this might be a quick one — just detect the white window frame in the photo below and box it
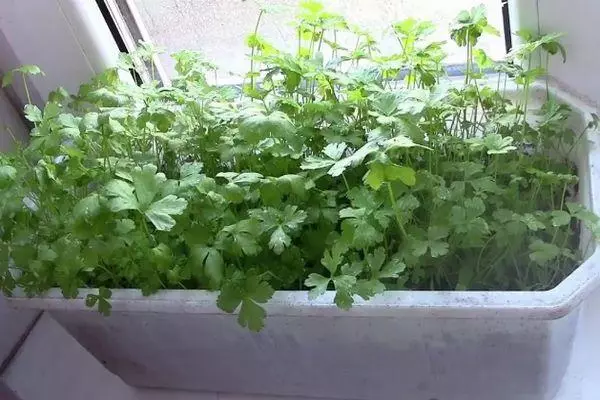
[0,0,121,108]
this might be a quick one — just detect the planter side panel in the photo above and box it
[49,310,579,400]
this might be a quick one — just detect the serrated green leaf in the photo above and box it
[551,210,571,227]
[529,240,561,266]
[366,247,386,272]
[234,172,264,184]
[339,207,366,219]
[281,205,307,229]
[179,162,204,187]
[341,261,364,277]
[115,219,136,235]
[105,180,138,212]
[428,226,449,241]
[73,194,101,221]
[300,156,336,170]
[464,197,486,219]
[1,71,13,87]
[567,202,599,225]
[218,219,262,256]
[305,273,331,299]
[222,183,245,203]
[328,141,379,177]
[333,274,356,310]
[0,166,17,187]
[355,279,385,299]
[397,194,420,211]
[321,245,344,275]
[341,218,383,249]
[191,246,224,286]
[238,298,268,332]
[98,297,112,316]
[429,241,449,257]
[85,294,98,308]
[364,163,385,190]
[521,213,546,231]
[217,283,243,313]
[37,244,57,262]
[276,175,306,196]
[333,274,356,291]
[323,143,347,160]
[24,104,42,123]
[410,239,429,257]
[384,164,416,186]
[15,65,44,76]
[238,275,274,331]
[384,135,418,150]
[365,162,416,188]
[145,195,188,231]
[379,258,406,278]
[131,164,164,209]
[239,111,295,143]
[269,226,291,254]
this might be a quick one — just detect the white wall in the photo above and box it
[0,89,28,150]
[512,0,600,107]
[0,0,121,107]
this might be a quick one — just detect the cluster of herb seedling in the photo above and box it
[1,1,598,331]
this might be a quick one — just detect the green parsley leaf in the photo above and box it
[550,210,571,227]
[529,240,561,266]
[305,273,331,299]
[105,180,138,212]
[191,246,224,286]
[332,275,356,309]
[217,272,274,332]
[145,195,188,231]
[269,226,291,255]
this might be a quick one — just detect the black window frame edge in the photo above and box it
[95,0,170,85]
[502,0,513,52]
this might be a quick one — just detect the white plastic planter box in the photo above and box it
[6,82,600,400]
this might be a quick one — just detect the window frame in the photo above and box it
[98,0,514,85]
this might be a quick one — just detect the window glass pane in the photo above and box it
[133,0,506,82]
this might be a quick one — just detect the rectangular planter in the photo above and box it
[6,82,600,400]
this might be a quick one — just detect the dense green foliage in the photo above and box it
[1,2,598,330]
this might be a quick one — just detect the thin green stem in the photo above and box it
[530,181,541,209]
[476,234,496,277]
[332,30,338,58]
[559,182,568,211]
[473,78,489,123]
[464,34,471,86]
[317,29,324,53]
[387,182,408,238]
[309,25,317,58]
[249,9,265,90]
[21,74,32,105]
[545,55,550,100]
[497,71,502,92]
[140,215,154,245]
[341,173,351,192]
[521,56,533,133]
[6,126,32,169]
